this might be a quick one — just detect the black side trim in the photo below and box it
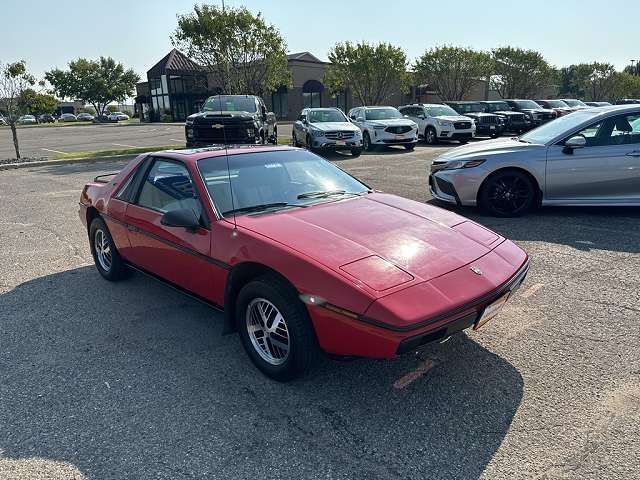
[102,213,231,271]
[357,260,529,333]
[126,262,224,313]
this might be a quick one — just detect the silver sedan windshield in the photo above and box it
[519,111,600,145]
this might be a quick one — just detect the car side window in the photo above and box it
[568,114,640,147]
[136,159,204,221]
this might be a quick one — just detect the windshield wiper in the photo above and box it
[297,190,368,200]
[223,202,299,216]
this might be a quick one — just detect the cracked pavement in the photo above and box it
[0,145,639,479]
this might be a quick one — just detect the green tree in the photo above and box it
[18,88,58,115]
[611,72,640,100]
[571,63,619,101]
[45,57,139,119]
[172,5,291,95]
[0,61,36,159]
[491,47,554,98]
[325,41,409,105]
[413,46,492,101]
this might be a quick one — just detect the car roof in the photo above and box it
[152,145,298,164]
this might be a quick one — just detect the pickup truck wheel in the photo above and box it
[89,217,130,281]
[424,127,438,145]
[236,274,320,381]
[270,128,278,145]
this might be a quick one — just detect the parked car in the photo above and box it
[585,101,612,107]
[398,103,475,145]
[503,100,557,126]
[79,146,529,380]
[108,112,130,121]
[479,101,532,133]
[347,106,418,150]
[77,112,95,121]
[445,101,505,138]
[558,99,588,110]
[0,115,5,126]
[18,115,37,124]
[615,99,640,105]
[534,99,573,117]
[292,108,362,156]
[428,105,640,216]
[59,113,77,122]
[38,113,56,123]
[186,95,277,147]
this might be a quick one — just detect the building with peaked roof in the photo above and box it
[134,49,495,122]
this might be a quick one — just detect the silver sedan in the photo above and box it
[429,105,640,216]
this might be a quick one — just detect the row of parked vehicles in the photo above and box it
[0,111,131,125]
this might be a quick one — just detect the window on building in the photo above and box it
[335,91,347,113]
[272,85,288,119]
[302,80,323,108]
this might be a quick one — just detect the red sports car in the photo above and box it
[79,146,528,381]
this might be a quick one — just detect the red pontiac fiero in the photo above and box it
[79,146,528,381]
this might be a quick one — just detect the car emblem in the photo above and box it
[470,266,483,276]
[337,132,343,139]
[211,124,224,129]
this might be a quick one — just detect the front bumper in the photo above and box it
[312,138,362,150]
[307,248,529,358]
[439,130,474,140]
[475,124,505,136]
[371,129,418,145]
[505,120,532,132]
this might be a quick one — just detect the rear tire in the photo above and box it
[478,170,536,217]
[236,274,321,381]
[89,217,130,281]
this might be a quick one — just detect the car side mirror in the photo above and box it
[563,135,586,154]
[161,208,200,230]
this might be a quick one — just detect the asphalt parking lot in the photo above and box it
[1,144,639,479]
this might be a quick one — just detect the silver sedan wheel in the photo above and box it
[246,298,290,366]
[94,229,112,271]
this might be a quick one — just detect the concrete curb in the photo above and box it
[0,154,138,171]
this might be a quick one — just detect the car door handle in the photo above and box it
[626,150,640,157]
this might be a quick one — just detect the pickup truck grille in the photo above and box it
[541,112,556,120]
[193,124,249,143]
[508,113,526,123]
[325,131,355,140]
[454,121,472,129]
[478,116,499,125]
[385,125,412,134]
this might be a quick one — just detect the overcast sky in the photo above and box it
[2,0,638,82]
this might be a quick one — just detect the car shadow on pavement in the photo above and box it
[0,266,523,479]
[430,200,640,255]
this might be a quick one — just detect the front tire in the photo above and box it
[363,132,373,151]
[424,127,438,145]
[404,144,415,151]
[478,170,536,217]
[236,274,320,381]
[350,147,362,157]
[89,217,130,281]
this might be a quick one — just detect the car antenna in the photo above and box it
[219,92,237,229]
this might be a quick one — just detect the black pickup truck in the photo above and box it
[479,101,532,133]
[185,95,277,147]
[445,101,505,138]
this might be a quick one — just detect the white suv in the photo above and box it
[347,106,418,151]
[398,104,475,145]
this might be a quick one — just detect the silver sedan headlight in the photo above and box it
[441,159,486,170]
[310,128,325,138]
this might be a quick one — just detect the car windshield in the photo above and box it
[202,96,257,113]
[365,108,402,120]
[542,100,569,108]
[425,105,459,117]
[483,102,512,112]
[452,103,482,113]
[519,110,600,145]
[515,100,542,109]
[198,150,369,217]
[562,99,587,107]
[307,109,347,123]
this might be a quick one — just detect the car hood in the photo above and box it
[309,122,360,132]
[463,112,497,118]
[236,193,503,292]
[434,115,472,122]
[367,118,416,127]
[435,137,540,161]
[493,111,523,116]
[188,111,256,121]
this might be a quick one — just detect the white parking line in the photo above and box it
[521,283,544,299]
[41,148,68,155]
[112,143,138,148]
